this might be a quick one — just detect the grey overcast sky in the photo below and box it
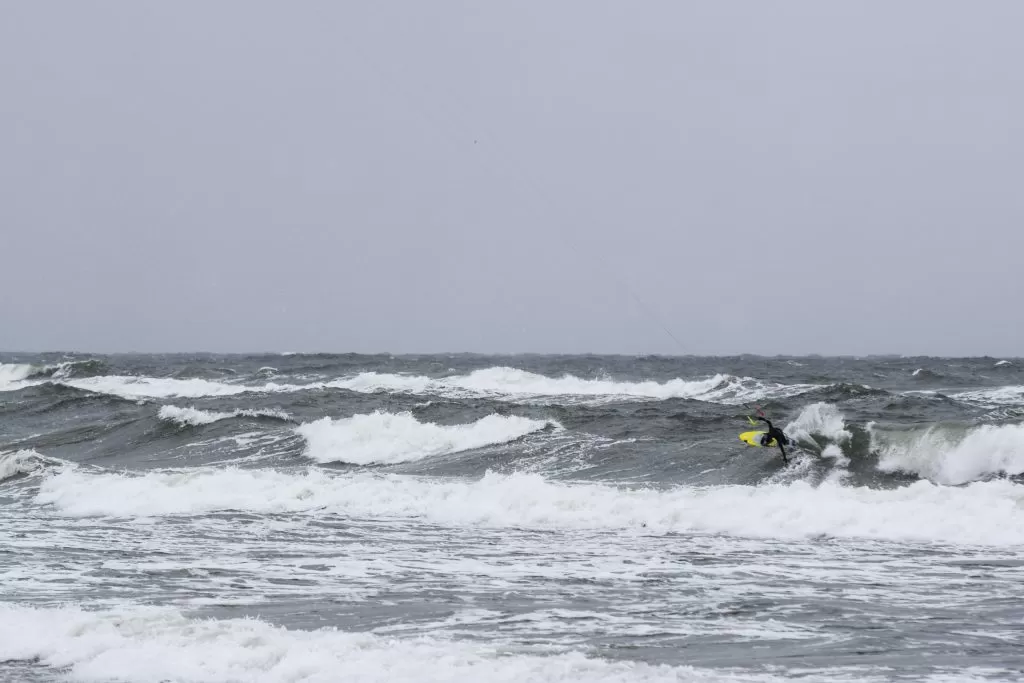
[2,2,1022,356]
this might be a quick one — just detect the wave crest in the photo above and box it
[952,386,1024,408]
[0,360,110,391]
[874,422,1024,485]
[61,376,285,400]
[296,411,556,465]
[0,363,34,391]
[14,366,821,406]
[328,367,818,405]
[158,405,291,427]
[782,401,856,448]
[0,450,48,482]
[33,468,1024,545]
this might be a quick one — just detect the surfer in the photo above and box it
[757,416,789,463]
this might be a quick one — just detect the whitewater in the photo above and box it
[2,352,1024,682]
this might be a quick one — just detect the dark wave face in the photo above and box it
[2,352,1024,682]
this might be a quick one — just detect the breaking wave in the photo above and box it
[0,360,110,392]
[33,467,1024,545]
[296,411,556,465]
[0,450,49,483]
[873,422,1024,485]
[911,368,943,381]
[29,367,821,406]
[60,376,275,400]
[952,386,1024,407]
[35,359,110,379]
[325,367,819,405]
[158,405,291,427]
[785,402,853,462]
[0,363,34,391]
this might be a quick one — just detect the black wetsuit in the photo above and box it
[758,417,789,462]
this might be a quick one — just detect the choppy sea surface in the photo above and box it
[2,352,1024,682]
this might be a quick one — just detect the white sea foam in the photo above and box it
[874,422,1024,485]
[0,603,844,683]
[995,360,1013,367]
[820,444,846,460]
[158,405,290,427]
[296,411,555,465]
[952,386,1024,407]
[34,467,1024,545]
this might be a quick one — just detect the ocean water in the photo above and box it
[1,352,1023,682]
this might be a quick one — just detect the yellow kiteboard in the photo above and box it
[740,415,775,447]
[739,430,777,447]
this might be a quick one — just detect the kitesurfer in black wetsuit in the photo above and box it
[757,417,789,463]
